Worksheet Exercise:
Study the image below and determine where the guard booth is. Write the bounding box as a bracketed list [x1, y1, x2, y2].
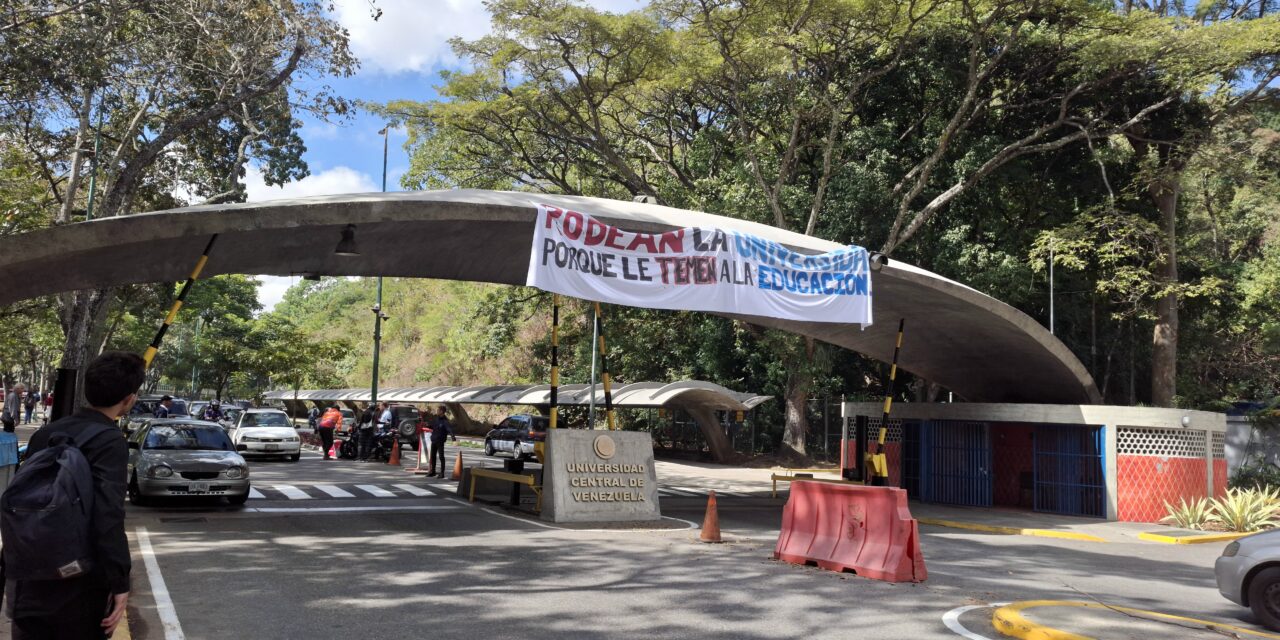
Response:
[844, 402, 1227, 522]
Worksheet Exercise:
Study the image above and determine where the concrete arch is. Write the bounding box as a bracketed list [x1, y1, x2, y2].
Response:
[0, 189, 1099, 403]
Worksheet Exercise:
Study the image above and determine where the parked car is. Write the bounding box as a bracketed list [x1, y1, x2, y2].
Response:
[483, 413, 549, 460]
[387, 404, 422, 449]
[1217, 529, 1280, 630]
[229, 408, 301, 461]
[126, 419, 250, 506]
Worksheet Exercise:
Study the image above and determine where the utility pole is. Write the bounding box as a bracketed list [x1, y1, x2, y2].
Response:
[588, 308, 599, 428]
[370, 126, 391, 405]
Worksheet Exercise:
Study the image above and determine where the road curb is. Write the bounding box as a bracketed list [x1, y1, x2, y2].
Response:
[916, 517, 1107, 543]
[990, 600, 1280, 640]
[1137, 530, 1251, 544]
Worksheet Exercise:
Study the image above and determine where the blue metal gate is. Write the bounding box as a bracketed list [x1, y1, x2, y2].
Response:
[923, 421, 992, 507]
[1033, 425, 1105, 517]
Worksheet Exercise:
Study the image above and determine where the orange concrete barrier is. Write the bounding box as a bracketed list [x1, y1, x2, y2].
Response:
[773, 480, 926, 583]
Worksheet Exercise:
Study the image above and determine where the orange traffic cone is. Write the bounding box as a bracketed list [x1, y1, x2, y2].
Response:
[699, 490, 722, 543]
[328, 440, 340, 459]
[388, 441, 401, 466]
[451, 450, 463, 481]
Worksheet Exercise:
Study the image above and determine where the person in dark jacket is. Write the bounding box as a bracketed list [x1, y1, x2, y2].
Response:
[427, 405, 457, 478]
[153, 395, 172, 419]
[6, 351, 142, 639]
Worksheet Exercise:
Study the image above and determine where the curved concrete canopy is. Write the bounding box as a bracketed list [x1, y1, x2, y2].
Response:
[263, 380, 772, 412]
[0, 189, 1099, 404]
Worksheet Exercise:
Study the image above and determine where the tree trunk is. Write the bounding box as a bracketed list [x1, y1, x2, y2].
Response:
[1150, 175, 1180, 407]
[681, 404, 734, 464]
[57, 289, 110, 408]
[781, 375, 810, 457]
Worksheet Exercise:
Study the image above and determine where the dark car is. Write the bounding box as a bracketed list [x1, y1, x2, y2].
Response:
[387, 405, 422, 449]
[124, 396, 189, 435]
[484, 414, 549, 461]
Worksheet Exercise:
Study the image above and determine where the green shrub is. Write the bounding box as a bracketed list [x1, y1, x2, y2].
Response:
[1161, 497, 1214, 530]
[1229, 464, 1280, 491]
[1211, 488, 1280, 532]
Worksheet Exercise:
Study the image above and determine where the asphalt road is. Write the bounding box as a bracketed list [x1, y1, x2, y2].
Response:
[74, 445, 1247, 640]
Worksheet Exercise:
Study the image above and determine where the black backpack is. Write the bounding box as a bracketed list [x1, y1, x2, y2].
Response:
[1, 424, 111, 581]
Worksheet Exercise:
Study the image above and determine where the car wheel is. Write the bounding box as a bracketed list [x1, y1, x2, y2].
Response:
[1250, 567, 1280, 631]
[289, 453, 301, 462]
[128, 473, 148, 506]
[227, 488, 250, 506]
[511, 441, 523, 460]
[485, 440, 495, 456]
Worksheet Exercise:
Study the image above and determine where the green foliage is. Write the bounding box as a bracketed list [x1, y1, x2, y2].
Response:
[1161, 497, 1214, 530]
[1211, 488, 1280, 533]
[1229, 463, 1280, 491]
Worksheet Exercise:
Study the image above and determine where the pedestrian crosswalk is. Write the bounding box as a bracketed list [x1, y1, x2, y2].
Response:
[246, 482, 759, 501]
[249, 483, 444, 501]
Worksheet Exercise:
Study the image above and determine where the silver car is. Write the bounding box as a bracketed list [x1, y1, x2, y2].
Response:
[1216, 529, 1280, 630]
[127, 419, 251, 506]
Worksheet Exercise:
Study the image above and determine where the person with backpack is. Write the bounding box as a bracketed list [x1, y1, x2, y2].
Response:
[307, 405, 321, 429]
[23, 391, 36, 425]
[317, 405, 341, 460]
[1, 351, 142, 639]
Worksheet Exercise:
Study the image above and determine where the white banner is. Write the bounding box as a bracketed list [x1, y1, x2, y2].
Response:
[526, 204, 872, 325]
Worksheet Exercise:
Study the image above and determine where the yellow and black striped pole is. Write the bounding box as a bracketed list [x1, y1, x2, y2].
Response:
[871, 318, 905, 487]
[143, 235, 218, 369]
[593, 302, 616, 430]
[549, 294, 560, 429]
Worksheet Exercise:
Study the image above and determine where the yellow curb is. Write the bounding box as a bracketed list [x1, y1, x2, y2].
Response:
[991, 600, 1280, 640]
[917, 518, 1108, 543]
[1137, 530, 1252, 544]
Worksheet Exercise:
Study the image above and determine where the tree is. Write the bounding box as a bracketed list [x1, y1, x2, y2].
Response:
[250, 313, 352, 414]
[1, 0, 358, 398]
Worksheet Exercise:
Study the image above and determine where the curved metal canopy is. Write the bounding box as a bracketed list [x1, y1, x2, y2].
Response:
[0, 189, 1099, 403]
[264, 380, 773, 412]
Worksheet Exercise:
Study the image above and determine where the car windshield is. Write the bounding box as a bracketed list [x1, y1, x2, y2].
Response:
[242, 412, 289, 427]
[222, 408, 242, 422]
[341, 409, 354, 419]
[144, 425, 233, 451]
[169, 400, 190, 416]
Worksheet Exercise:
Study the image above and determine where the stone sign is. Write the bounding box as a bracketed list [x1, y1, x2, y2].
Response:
[541, 429, 661, 523]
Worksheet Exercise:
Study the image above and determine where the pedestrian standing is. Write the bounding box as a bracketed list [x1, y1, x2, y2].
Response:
[154, 396, 172, 419]
[428, 405, 457, 479]
[307, 405, 320, 429]
[2, 383, 24, 433]
[2, 351, 142, 639]
[22, 391, 36, 425]
[357, 402, 379, 461]
[317, 405, 341, 460]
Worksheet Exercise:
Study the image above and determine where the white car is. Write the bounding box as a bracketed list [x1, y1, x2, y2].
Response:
[230, 408, 301, 462]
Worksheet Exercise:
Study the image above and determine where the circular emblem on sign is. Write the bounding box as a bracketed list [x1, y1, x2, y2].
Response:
[593, 435, 616, 460]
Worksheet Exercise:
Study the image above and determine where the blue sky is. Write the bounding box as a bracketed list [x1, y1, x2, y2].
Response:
[248, 0, 642, 310]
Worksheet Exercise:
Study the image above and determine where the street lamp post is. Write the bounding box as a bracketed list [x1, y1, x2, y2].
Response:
[370, 126, 390, 406]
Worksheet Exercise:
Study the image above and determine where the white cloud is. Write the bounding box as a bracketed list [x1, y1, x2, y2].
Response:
[244, 165, 377, 311]
[333, 0, 646, 75]
[244, 165, 378, 202]
[257, 275, 296, 313]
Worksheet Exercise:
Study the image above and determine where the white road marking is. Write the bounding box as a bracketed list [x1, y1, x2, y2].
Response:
[661, 486, 702, 496]
[136, 527, 186, 640]
[274, 484, 312, 500]
[941, 603, 1007, 640]
[393, 483, 434, 497]
[248, 506, 458, 513]
[355, 484, 396, 498]
[314, 484, 355, 498]
[247, 487, 265, 499]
